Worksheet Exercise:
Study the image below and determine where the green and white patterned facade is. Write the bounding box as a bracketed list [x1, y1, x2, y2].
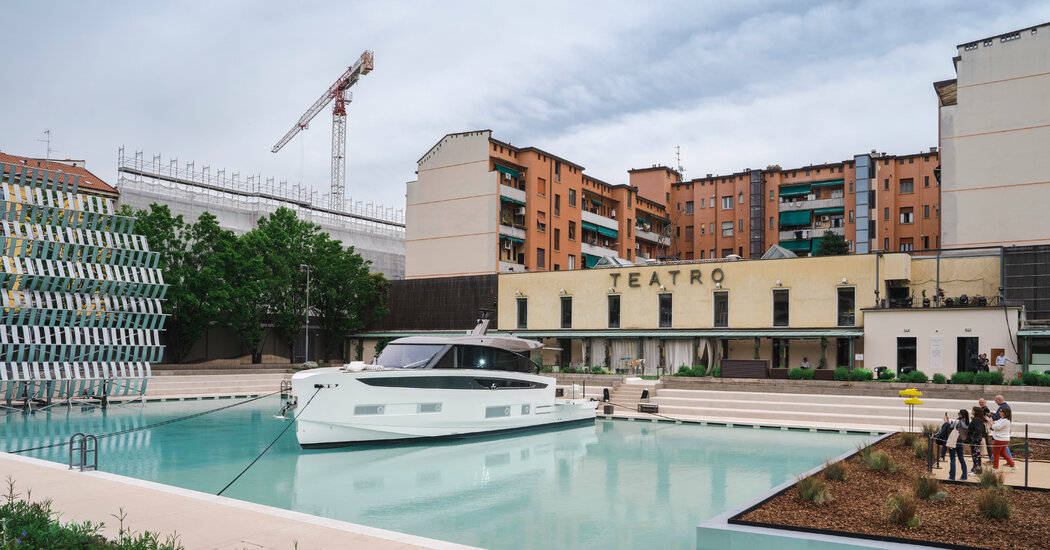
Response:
[1, 161, 166, 404]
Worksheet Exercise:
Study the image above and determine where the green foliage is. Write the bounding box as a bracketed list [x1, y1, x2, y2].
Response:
[878, 369, 895, 381]
[932, 373, 947, 384]
[913, 439, 928, 459]
[989, 372, 1004, 385]
[913, 475, 942, 499]
[674, 365, 706, 377]
[1008, 378, 1024, 386]
[813, 229, 850, 256]
[373, 337, 392, 358]
[833, 367, 850, 381]
[0, 477, 183, 549]
[900, 370, 929, 384]
[589, 366, 609, 375]
[796, 476, 833, 504]
[560, 366, 577, 374]
[313, 239, 389, 362]
[974, 371, 993, 385]
[977, 469, 1006, 490]
[1022, 371, 1043, 386]
[1040, 374, 1050, 387]
[951, 371, 975, 385]
[539, 366, 554, 373]
[921, 423, 939, 437]
[849, 368, 873, 382]
[1008, 437, 1028, 456]
[885, 492, 919, 526]
[710, 364, 721, 378]
[788, 367, 815, 380]
[977, 489, 1011, 520]
[898, 431, 918, 447]
[861, 449, 900, 472]
[823, 461, 847, 482]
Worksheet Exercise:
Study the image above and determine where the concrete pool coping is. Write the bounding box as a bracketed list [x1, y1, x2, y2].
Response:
[0, 452, 481, 550]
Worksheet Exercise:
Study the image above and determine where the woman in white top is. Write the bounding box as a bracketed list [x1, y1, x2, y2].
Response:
[990, 407, 1017, 472]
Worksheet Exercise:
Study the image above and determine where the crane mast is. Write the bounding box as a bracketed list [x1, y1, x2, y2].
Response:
[272, 50, 374, 208]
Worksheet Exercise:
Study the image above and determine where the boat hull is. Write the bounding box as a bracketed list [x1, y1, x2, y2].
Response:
[291, 368, 596, 448]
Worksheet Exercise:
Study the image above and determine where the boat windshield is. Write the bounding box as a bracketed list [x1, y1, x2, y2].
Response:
[373, 344, 445, 369]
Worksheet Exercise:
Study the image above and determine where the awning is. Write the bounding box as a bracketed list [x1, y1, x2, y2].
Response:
[1019, 329, 1050, 336]
[811, 179, 845, 188]
[500, 235, 525, 244]
[596, 226, 618, 239]
[636, 216, 647, 222]
[779, 239, 812, 252]
[501, 329, 864, 339]
[779, 184, 811, 197]
[500, 196, 525, 206]
[495, 164, 521, 178]
[581, 221, 599, 233]
[779, 210, 811, 226]
[590, 199, 603, 207]
[813, 207, 844, 215]
[582, 253, 600, 268]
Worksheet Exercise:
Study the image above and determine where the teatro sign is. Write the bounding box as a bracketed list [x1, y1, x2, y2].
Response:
[610, 268, 725, 289]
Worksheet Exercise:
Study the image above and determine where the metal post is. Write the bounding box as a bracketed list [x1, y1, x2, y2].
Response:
[300, 264, 311, 363]
[927, 434, 933, 473]
[1025, 424, 1029, 488]
[935, 249, 941, 306]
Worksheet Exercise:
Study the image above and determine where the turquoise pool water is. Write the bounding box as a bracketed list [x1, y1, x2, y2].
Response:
[1, 397, 872, 549]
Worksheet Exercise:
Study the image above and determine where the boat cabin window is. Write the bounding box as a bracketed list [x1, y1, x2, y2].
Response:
[373, 344, 445, 368]
[433, 345, 538, 373]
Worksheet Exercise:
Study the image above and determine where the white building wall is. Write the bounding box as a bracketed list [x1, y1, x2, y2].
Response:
[940, 24, 1050, 248]
[406, 131, 499, 278]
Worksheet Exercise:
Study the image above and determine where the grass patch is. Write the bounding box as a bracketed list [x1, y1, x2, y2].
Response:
[886, 492, 919, 527]
[796, 476, 833, 504]
[899, 431, 918, 447]
[977, 469, 1006, 490]
[977, 489, 1011, 520]
[913, 475, 946, 500]
[861, 449, 901, 473]
[912, 439, 927, 459]
[823, 460, 847, 481]
[921, 423, 939, 437]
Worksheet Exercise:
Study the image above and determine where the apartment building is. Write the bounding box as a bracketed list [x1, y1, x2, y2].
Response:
[407, 130, 669, 279]
[659, 150, 940, 259]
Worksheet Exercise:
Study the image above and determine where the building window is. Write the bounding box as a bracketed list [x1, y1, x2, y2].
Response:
[568, 221, 576, 240]
[772, 288, 789, 327]
[924, 176, 930, 188]
[897, 337, 917, 377]
[628, 225, 632, 238]
[738, 219, 743, 232]
[900, 238, 914, 252]
[569, 189, 576, 207]
[837, 287, 855, 327]
[884, 179, 889, 190]
[554, 194, 561, 216]
[900, 179, 914, 194]
[721, 196, 733, 210]
[537, 221, 546, 232]
[721, 221, 733, 237]
[738, 191, 744, 204]
[516, 297, 527, 329]
[607, 295, 620, 328]
[709, 197, 714, 208]
[685, 225, 694, 240]
[538, 178, 546, 196]
[685, 201, 694, 214]
[537, 248, 546, 269]
[554, 228, 560, 250]
[658, 293, 672, 328]
[560, 296, 572, 328]
[849, 210, 855, 223]
[884, 238, 890, 250]
[884, 207, 890, 220]
[923, 205, 930, 218]
[769, 216, 774, 229]
[554, 161, 561, 183]
[923, 235, 930, 249]
[899, 207, 914, 224]
[710, 222, 714, 234]
[628, 192, 632, 208]
[849, 182, 854, 193]
[769, 190, 774, 201]
[713, 291, 729, 328]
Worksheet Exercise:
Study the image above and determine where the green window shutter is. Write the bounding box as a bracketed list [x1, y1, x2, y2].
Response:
[778, 184, 811, 197]
[779, 210, 811, 225]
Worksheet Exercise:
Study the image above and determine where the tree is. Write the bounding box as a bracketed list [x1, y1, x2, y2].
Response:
[177, 212, 237, 361]
[813, 229, 849, 256]
[130, 204, 189, 361]
[312, 239, 389, 362]
[223, 228, 270, 363]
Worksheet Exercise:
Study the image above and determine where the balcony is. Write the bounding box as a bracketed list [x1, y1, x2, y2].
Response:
[500, 184, 527, 203]
[499, 224, 526, 241]
[779, 196, 845, 212]
[582, 209, 618, 231]
[499, 260, 527, 273]
[779, 225, 845, 241]
[635, 228, 670, 246]
[581, 241, 618, 259]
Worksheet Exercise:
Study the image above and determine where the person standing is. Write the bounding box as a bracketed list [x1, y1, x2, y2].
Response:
[976, 353, 990, 372]
[991, 395, 1015, 463]
[977, 398, 993, 462]
[990, 408, 1018, 472]
[995, 354, 1016, 377]
[968, 406, 987, 475]
[945, 409, 970, 481]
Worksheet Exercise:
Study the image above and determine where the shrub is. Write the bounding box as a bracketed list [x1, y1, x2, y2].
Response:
[1039, 373, 1050, 387]
[849, 368, 873, 382]
[1008, 437, 1028, 456]
[913, 439, 928, 460]
[913, 475, 943, 499]
[796, 476, 833, 504]
[977, 489, 1011, 520]
[974, 371, 993, 385]
[878, 369, 895, 381]
[692, 364, 707, 377]
[899, 431, 918, 447]
[823, 460, 847, 482]
[951, 371, 975, 385]
[589, 366, 608, 375]
[540, 366, 555, 373]
[901, 370, 928, 384]
[1022, 371, 1041, 386]
[862, 449, 900, 473]
[977, 469, 1006, 490]
[833, 367, 850, 381]
[921, 423, 939, 437]
[1008, 378, 1023, 386]
[886, 492, 919, 527]
[989, 371, 1004, 385]
[932, 373, 947, 384]
[788, 367, 815, 380]
[711, 364, 721, 378]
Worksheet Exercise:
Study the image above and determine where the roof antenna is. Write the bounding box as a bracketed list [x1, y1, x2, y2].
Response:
[674, 145, 686, 177]
[37, 129, 58, 170]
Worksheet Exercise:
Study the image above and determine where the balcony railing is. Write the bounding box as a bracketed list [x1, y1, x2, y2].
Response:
[778, 225, 845, 240]
[635, 228, 669, 246]
[499, 184, 527, 203]
[581, 241, 618, 259]
[779, 197, 845, 211]
[582, 209, 618, 231]
[499, 224, 526, 241]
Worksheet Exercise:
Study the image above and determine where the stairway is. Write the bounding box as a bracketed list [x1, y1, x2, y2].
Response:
[143, 369, 292, 398]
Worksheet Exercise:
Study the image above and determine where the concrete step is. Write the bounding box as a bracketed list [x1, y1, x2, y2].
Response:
[655, 389, 1050, 414]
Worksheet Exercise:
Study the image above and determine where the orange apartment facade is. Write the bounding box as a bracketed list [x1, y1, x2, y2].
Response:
[406, 130, 939, 279]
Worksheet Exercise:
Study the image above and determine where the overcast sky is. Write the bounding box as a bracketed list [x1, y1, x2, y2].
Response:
[2, 1, 1047, 212]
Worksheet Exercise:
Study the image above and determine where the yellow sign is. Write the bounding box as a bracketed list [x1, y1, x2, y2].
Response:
[898, 388, 923, 397]
[904, 397, 924, 405]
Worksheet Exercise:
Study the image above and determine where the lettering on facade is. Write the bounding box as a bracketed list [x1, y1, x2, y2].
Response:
[613, 268, 726, 290]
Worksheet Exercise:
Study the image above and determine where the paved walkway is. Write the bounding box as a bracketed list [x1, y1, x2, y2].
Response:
[0, 453, 479, 550]
[928, 453, 1050, 489]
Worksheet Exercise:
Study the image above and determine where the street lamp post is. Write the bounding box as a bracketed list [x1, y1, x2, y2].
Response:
[300, 264, 311, 362]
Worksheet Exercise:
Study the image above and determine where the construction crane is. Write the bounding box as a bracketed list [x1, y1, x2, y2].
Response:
[272, 50, 374, 208]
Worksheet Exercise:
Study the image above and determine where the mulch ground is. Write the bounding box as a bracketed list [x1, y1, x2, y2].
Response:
[740, 434, 1050, 550]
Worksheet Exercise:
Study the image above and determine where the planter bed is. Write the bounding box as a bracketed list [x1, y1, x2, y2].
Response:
[736, 433, 1050, 550]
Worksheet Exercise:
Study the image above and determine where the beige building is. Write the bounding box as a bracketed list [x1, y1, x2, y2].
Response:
[935, 22, 1050, 248]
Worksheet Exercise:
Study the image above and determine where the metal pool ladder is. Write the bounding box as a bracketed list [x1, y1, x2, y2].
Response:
[68, 433, 98, 472]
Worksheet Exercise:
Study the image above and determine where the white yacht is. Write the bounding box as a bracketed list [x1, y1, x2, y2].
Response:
[289, 319, 596, 448]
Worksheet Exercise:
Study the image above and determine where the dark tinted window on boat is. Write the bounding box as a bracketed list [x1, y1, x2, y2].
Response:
[373, 344, 445, 368]
[433, 345, 537, 373]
